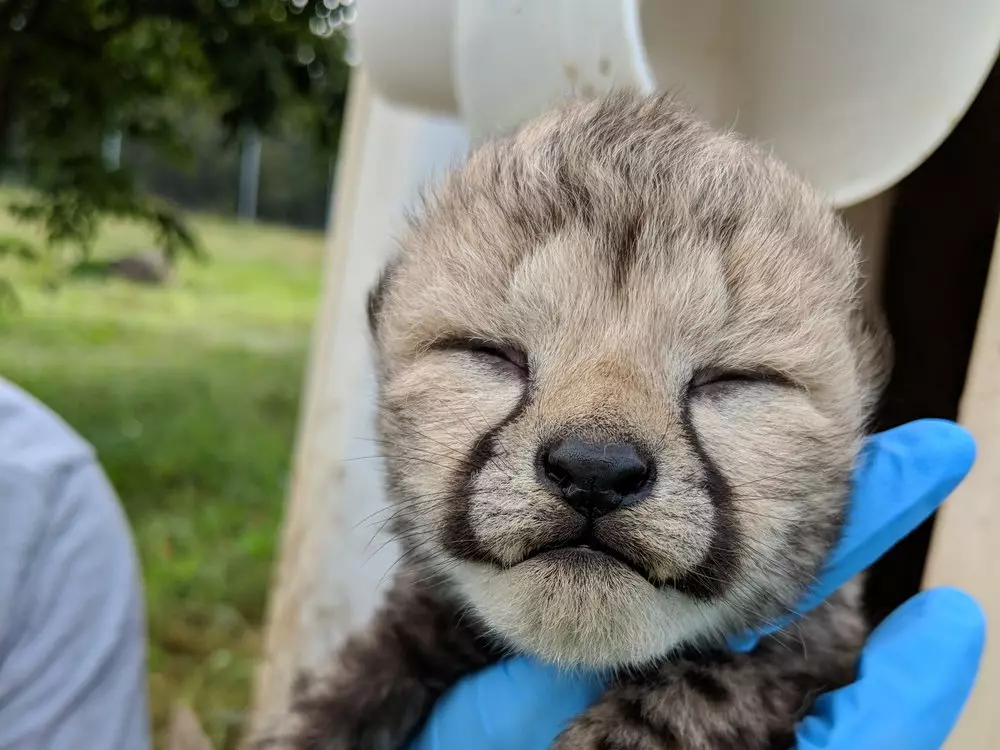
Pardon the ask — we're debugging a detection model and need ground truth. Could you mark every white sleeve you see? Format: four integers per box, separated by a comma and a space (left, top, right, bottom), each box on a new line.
0, 459, 151, 750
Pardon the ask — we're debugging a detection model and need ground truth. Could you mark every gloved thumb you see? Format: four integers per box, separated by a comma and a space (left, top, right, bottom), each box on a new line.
794, 586, 986, 750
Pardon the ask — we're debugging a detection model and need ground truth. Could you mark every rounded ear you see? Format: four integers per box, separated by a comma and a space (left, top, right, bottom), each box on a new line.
366, 258, 400, 336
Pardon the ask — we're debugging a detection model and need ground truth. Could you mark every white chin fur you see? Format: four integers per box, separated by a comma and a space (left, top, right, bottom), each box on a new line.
453, 556, 728, 669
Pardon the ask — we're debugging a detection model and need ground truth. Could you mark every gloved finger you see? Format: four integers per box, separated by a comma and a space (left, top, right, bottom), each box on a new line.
731, 419, 975, 651
409, 656, 606, 750
794, 587, 986, 750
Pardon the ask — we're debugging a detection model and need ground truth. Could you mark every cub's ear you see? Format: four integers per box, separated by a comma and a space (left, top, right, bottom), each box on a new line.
366, 259, 398, 335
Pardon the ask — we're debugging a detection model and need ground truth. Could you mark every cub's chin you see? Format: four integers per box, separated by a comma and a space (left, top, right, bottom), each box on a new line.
451, 554, 729, 669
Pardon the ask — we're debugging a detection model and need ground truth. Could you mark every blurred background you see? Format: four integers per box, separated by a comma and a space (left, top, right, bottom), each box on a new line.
0, 1, 354, 747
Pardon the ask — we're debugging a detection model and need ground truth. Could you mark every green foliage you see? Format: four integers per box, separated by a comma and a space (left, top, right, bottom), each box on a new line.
0, 193, 324, 748
0, 0, 349, 265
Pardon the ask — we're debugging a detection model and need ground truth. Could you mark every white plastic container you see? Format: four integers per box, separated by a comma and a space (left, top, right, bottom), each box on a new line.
355, 0, 1000, 206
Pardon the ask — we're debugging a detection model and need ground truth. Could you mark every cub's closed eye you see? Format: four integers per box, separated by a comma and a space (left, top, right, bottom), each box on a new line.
468, 342, 529, 374
689, 367, 791, 390
431, 337, 529, 377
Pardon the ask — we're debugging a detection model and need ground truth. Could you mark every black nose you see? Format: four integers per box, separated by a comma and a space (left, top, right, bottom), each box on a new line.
539, 436, 654, 517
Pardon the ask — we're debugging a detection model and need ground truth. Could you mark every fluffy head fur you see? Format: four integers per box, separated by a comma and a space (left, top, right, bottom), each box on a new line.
367, 91, 888, 669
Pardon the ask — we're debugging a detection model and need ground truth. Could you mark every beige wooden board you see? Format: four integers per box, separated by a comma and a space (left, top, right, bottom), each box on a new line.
245, 71, 375, 742
244, 71, 470, 743
923, 218, 1000, 749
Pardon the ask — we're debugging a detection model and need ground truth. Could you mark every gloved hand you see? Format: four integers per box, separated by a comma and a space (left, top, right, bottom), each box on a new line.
409, 419, 986, 750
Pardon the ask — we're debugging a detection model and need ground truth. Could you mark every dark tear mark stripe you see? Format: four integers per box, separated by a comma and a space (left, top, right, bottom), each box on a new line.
669, 396, 740, 600
442, 389, 531, 564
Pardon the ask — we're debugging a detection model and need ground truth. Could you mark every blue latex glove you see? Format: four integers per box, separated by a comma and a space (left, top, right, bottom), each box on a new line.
794, 585, 984, 750
410, 419, 986, 750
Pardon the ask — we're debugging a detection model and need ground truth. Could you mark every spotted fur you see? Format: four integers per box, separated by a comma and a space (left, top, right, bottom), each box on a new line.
274, 91, 890, 750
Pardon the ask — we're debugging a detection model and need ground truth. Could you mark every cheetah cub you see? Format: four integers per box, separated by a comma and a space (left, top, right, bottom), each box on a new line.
289, 91, 889, 749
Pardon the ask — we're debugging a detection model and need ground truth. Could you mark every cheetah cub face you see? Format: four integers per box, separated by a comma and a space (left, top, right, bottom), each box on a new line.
367, 92, 887, 669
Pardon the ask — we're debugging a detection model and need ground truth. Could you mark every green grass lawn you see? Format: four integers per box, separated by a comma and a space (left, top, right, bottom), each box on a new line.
0, 189, 323, 749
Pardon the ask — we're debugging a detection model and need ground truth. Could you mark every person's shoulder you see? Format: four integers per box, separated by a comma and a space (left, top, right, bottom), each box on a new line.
0, 377, 95, 478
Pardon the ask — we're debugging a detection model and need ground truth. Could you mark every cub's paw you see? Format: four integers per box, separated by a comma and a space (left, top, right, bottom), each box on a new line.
552, 661, 796, 750
552, 687, 679, 749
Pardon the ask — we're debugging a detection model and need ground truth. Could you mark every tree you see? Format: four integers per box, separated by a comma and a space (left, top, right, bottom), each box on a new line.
0, 0, 351, 265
